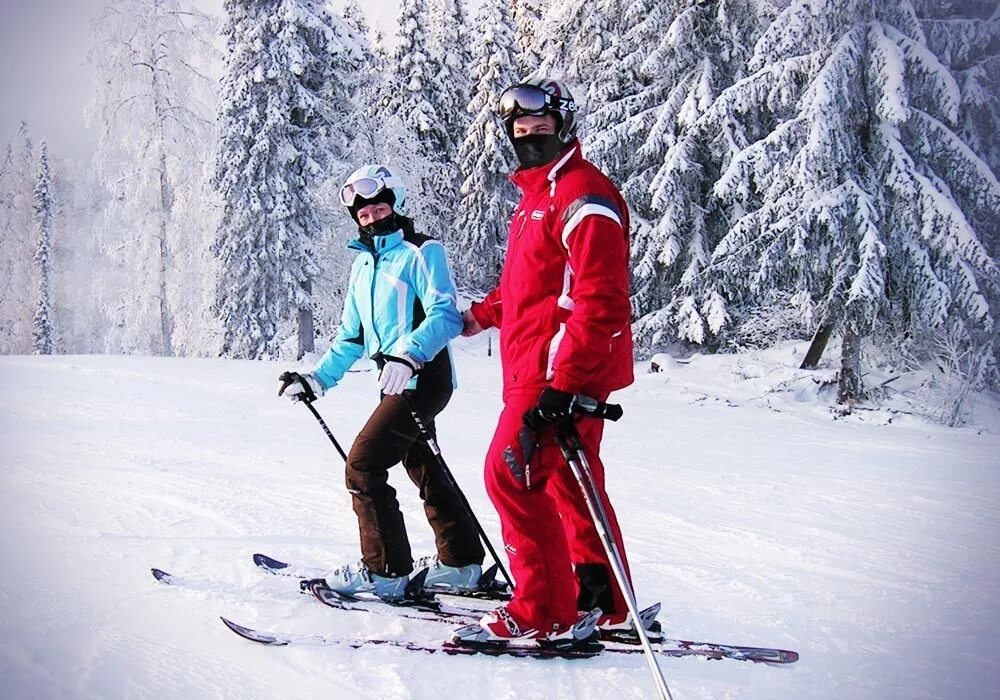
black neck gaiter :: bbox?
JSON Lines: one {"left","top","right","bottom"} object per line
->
{"left": 513, "top": 134, "right": 565, "bottom": 169}
{"left": 359, "top": 213, "right": 404, "bottom": 248}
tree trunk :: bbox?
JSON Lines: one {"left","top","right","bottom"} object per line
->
{"left": 297, "top": 279, "right": 314, "bottom": 359}
{"left": 800, "top": 322, "right": 834, "bottom": 369}
{"left": 151, "top": 37, "right": 174, "bottom": 356}
{"left": 157, "top": 150, "right": 174, "bottom": 356}
{"left": 837, "top": 328, "right": 862, "bottom": 405}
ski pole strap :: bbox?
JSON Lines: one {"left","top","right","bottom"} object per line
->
{"left": 371, "top": 352, "right": 422, "bottom": 375}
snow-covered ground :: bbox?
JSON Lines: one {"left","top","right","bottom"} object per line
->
{"left": 1, "top": 340, "right": 998, "bottom": 700}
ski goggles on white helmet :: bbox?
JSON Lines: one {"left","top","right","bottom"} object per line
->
{"left": 338, "top": 174, "right": 404, "bottom": 208}
{"left": 497, "top": 84, "right": 576, "bottom": 122}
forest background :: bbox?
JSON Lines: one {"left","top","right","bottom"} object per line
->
{"left": 1, "top": 0, "right": 997, "bottom": 424}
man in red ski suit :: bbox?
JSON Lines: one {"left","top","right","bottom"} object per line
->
{"left": 461, "top": 78, "right": 636, "bottom": 642}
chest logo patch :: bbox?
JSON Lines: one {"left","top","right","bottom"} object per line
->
{"left": 531, "top": 209, "right": 545, "bottom": 220}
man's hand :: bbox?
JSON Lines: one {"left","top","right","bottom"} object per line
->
{"left": 530, "top": 387, "right": 576, "bottom": 425}
{"left": 378, "top": 354, "right": 420, "bottom": 395}
{"left": 461, "top": 309, "right": 483, "bottom": 337}
{"left": 278, "top": 371, "right": 325, "bottom": 403}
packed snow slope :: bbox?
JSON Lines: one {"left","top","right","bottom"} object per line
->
{"left": 1, "top": 341, "right": 998, "bottom": 700}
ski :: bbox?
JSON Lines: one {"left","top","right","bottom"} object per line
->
{"left": 220, "top": 616, "right": 603, "bottom": 658}
{"left": 301, "top": 589, "right": 796, "bottom": 662}
{"left": 155, "top": 567, "right": 798, "bottom": 663}
{"left": 254, "top": 552, "right": 513, "bottom": 601}
{"left": 219, "top": 617, "right": 796, "bottom": 663}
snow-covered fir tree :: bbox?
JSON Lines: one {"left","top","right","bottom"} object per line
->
{"left": 49, "top": 159, "right": 108, "bottom": 354}
{"left": 915, "top": 0, "right": 1000, "bottom": 200}
{"left": 374, "top": 0, "right": 455, "bottom": 241}
{"left": 31, "top": 142, "right": 55, "bottom": 355}
{"left": 423, "top": 0, "right": 473, "bottom": 244}
{"left": 427, "top": 0, "right": 472, "bottom": 162}
{"left": 386, "top": 0, "right": 439, "bottom": 149}
{"left": 339, "top": 0, "right": 368, "bottom": 38}
{"left": 0, "top": 121, "right": 36, "bottom": 354}
{"left": 692, "top": 0, "right": 999, "bottom": 395}
{"left": 628, "top": 0, "right": 776, "bottom": 348}
{"left": 580, "top": 0, "right": 668, "bottom": 196}
{"left": 453, "top": 0, "right": 520, "bottom": 293}
{"left": 0, "top": 143, "right": 13, "bottom": 352}
{"left": 212, "top": 0, "right": 360, "bottom": 360}
{"left": 536, "top": 0, "right": 619, "bottom": 87}
{"left": 87, "top": 0, "right": 218, "bottom": 356}
{"left": 512, "top": 0, "right": 545, "bottom": 76}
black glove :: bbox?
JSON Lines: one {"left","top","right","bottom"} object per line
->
{"left": 529, "top": 387, "right": 576, "bottom": 426}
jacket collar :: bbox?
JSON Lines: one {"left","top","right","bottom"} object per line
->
{"left": 510, "top": 139, "right": 582, "bottom": 195}
{"left": 348, "top": 228, "right": 404, "bottom": 255}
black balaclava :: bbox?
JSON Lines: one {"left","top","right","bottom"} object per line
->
{"left": 512, "top": 133, "right": 566, "bottom": 169}
{"left": 350, "top": 189, "right": 403, "bottom": 245}
{"left": 508, "top": 114, "right": 567, "bottom": 169}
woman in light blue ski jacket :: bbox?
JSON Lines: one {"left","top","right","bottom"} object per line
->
{"left": 313, "top": 215, "right": 461, "bottom": 392}
{"left": 278, "top": 164, "right": 485, "bottom": 601}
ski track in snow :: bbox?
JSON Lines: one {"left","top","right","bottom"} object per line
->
{"left": 1, "top": 347, "right": 998, "bottom": 700}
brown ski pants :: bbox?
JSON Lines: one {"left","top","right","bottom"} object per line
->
{"left": 344, "top": 361, "right": 485, "bottom": 577}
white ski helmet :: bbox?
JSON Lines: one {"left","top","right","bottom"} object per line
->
{"left": 497, "top": 77, "right": 579, "bottom": 144}
{"left": 339, "top": 164, "right": 408, "bottom": 219}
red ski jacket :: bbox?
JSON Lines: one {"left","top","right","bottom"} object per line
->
{"left": 470, "top": 141, "right": 635, "bottom": 399}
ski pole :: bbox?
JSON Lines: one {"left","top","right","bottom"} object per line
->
{"left": 301, "top": 398, "right": 348, "bottom": 462}
{"left": 555, "top": 421, "right": 674, "bottom": 700}
{"left": 400, "top": 391, "right": 515, "bottom": 591}
{"left": 278, "top": 371, "right": 349, "bottom": 461}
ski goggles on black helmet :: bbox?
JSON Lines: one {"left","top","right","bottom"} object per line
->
{"left": 497, "top": 84, "right": 576, "bottom": 123}
{"left": 338, "top": 174, "right": 403, "bottom": 208}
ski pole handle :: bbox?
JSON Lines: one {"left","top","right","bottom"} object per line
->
{"left": 574, "top": 395, "right": 623, "bottom": 422}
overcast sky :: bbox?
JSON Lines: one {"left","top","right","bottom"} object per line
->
{"left": 0, "top": 0, "right": 404, "bottom": 163}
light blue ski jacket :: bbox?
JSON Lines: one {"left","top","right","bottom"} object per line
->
{"left": 312, "top": 224, "right": 461, "bottom": 391}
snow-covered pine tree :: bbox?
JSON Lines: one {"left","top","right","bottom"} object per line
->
{"left": 707, "top": 0, "right": 1000, "bottom": 399}
{"left": 388, "top": 0, "right": 439, "bottom": 149}
{"left": 536, "top": 0, "right": 618, "bottom": 87}
{"left": 424, "top": 0, "right": 473, "bottom": 244}
{"left": 340, "top": 0, "right": 368, "bottom": 38}
{"left": 32, "top": 142, "right": 55, "bottom": 356}
{"left": 629, "top": 0, "right": 776, "bottom": 348}
{"left": 427, "top": 0, "right": 472, "bottom": 161}
{"left": 512, "top": 0, "right": 545, "bottom": 77}
{"left": 373, "top": 0, "right": 454, "bottom": 241}
{"left": 49, "top": 159, "right": 108, "bottom": 354}
{"left": 0, "top": 143, "right": 13, "bottom": 351}
{"left": 915, "top": 0, "right": 1000, "bottom": 211}
{"left": 0, "top": 121, "right": 36, "bottom": 354}
{"left": 87, "top": 0, "right": 218, "bottom": 356}
{"left": 338, "top": 0, "right": 381, "bottom": 160}
{"left": 212, "top": 0, "right": 360, "bottom": 360}
{"left": 453, "top": 0, "right": 520, "bottom": 293}
{"left": 583, "top": 0, "right": 670, "bottom": 200}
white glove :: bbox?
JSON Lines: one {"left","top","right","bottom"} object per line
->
{"left": 277, "top": 371, "right": 325, "bottom": 402}
{"left": 378, "top": 354, "right": 420, "bottom": 395}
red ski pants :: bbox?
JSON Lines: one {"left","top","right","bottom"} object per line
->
{"left": 484, "top": 391, "right": 633, "bottom": 633}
